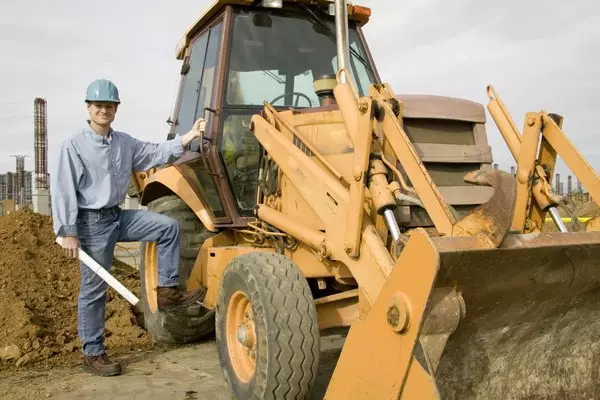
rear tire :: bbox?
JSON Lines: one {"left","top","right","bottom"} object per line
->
{"left": 216, "top": 252, "right": 320, "bottom": 399}
{"left": 139, "top": 195, "right": 216, "bottom": 344}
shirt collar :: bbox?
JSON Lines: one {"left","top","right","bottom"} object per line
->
{"left": 84, "top": 120, "right": 114, "bottom": 142}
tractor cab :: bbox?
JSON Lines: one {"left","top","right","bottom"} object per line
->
{"left": 162, "top": 0, "right": 377, "bottom": 227}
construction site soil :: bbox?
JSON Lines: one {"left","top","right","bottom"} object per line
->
{"left": 0, "top": 208, "right": 152, "bottom": 372}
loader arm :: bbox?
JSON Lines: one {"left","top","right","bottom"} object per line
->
{"left": 487, "top": 85, "right": 600, "bottom": 232}
{"left": 250, "top": 81, "right": 600, "bottom": 399}
{"left": 368, "top": 83, "right": 517, "bottom": 248}
{"left": 336, "top": 79, "right": 517, "bottom": 250}
{"left": 249, "top": 72, "right": 522, "bottom": 397}
{"left": 251, "top": 106, "right": 443, "bottom": 399}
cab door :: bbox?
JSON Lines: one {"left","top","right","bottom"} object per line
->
{"left": 169, "top": 12, "right": 233, "bottom": 224}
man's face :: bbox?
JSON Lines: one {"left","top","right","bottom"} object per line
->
{"left": 87, "top": 102, "right": 117, "bottom": 127}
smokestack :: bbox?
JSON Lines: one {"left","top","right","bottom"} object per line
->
{"left": 14, "top": 155, "right": 26, "bottom": 206}
{"left": 6, "top": 172, "right": 14, "bottom": 200}
{"left": 25, "top": 171, "right": 32, "bottom": 206}
{"left": 567, "top": 175, "right": 572, "bottom": 196}
{"left": 0, "top": 174, "right": 6, "bottom": 201}
{"left": 34, "top": 98, "right": 49, "bottom": 190}
{"left": 556, "top": 173, "right": 561, "bottom": 195}
{"left": 578, "top": 180, "right": 583, "bottom": 194}
{"left": 510, "top": 166, "right": 516, "bottom": 176}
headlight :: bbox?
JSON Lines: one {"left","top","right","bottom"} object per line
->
{"left": 262, "top": 0, "right": 283, "bottom": 8}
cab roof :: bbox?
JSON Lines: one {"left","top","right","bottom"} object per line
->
{"left": 175, "top": 0, "right": 371, "bottom": 59}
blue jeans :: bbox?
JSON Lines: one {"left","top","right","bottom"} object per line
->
{"left": 76, "top": 206, "right": 180, "bottom": 356}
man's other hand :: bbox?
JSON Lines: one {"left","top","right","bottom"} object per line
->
{"left": 192, "top": 118, "right": 207, "bottom": 135}
{"left": 182, "top": 118, "right": 207, "bottom": 148}
{"left": 60, "top": 236, "right": 80, "bottom": 259}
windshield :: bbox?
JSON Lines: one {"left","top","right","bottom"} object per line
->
{"left": 225, "top": 7, "right": 375, "bottom": 108}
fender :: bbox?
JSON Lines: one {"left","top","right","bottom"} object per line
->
{"left": 140, "top": 165, "right": 217, "bottom": 232}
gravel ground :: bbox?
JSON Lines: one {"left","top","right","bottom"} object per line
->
{"left": 0, "top": 332, "right": 347, "bottom": 400}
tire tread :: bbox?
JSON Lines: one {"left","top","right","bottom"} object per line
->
{"left": 216, "top": 252, "right": 320, "bottom": 400}
{"left": 139, "top": 195, "right": 215, "bottom": 344}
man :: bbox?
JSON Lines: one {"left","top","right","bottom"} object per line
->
{"left": 51, "top": 78, "right": 206, "bottom": 377}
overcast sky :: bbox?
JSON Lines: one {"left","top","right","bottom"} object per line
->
{"left": 1, "top": 0, "right": 599, "bottom": 187}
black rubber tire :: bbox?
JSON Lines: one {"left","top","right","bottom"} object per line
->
{"left": 216, "top": 252, "right": 320, "bottom": 400}
{"left": 139, "top": 195, "right": 216, "bottom": 344}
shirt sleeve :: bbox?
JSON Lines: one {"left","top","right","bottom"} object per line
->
{"left": 51, "top": 141, "right": 84, "bottom": 237}
{"left": 130, "top": 135, "right": 185, "bottom": 172}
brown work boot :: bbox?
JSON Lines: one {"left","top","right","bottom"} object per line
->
{"left": 82, "top": 353, "right": 122, "bottom": 376}
{"left": 156, "top": 286, "right": 204, "bottom": 310}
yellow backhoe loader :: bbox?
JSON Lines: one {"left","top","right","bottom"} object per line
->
{"left": 131, "top": 1, "right": 600, "bottom": 398}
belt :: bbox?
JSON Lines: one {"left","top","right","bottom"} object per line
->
{"left": 78, "top": 205, "right": 120, "bottom": 215}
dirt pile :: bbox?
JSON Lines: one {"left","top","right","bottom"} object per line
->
{"left": 0, "top": 208, "right": 152, "bottom": 370}
{"left": 575, "top": 201, "right": 600, "bottom": 217}
{"left": 542, "top": 200, "right": 600, "bottom": 232}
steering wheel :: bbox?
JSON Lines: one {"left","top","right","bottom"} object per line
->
{"left": 269, "top": 92, "right": 312, "bottom": 107}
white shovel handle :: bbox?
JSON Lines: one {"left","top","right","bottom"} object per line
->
{"left": 55, "top": 237, "right": 140, "bottom": 306}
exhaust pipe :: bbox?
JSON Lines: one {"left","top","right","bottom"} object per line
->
{"left": 334, "top": 0, "right": 405, "bottom": 242}
{"left": 334, "top": 0, "right": 350, "bottom": 84}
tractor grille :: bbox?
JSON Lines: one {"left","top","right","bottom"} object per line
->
{"left": 404, "top": 119, "right": 475, "bottom": 145}
{"left": 293, "top": 135, "right": 314, "bottom": 157}
{"left": 425, "top": 163, "right": 481, "bottom": 187}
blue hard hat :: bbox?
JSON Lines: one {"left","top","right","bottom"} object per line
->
{"left": 85, "top": 79, "right": 120, "bottom": 103}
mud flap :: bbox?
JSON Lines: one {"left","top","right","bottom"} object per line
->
{"left": 324, "top": 228, "right": 441, "bottom": 399}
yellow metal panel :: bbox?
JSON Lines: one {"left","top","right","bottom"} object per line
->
{"left": 324, "top": 229, "right": 440, "bottom": 399}
{"left": 142, "top": 166, "right": 217, "bottom": 232}
{"left": 280, "top": 175, "right": 325, "bottom": 232}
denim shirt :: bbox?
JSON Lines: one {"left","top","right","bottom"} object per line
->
{"left": 51, "top": 122, "right": 184, "bottom": 237}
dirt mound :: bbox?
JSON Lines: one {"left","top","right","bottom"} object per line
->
{"left": 543, "top": 200, "right": 600, "bottom": 232}
{"left": 575, "top": 201, "right": 600, "bottom": 217}
{"left": 0, "top": 208, "right": 152, "bottom": 371}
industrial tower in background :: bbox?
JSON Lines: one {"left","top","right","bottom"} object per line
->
{"left": 12, "top": 155, "right": 28, "bottom": 206}
{"left": 33, "top": 97, "right": 50, "bottom": 215}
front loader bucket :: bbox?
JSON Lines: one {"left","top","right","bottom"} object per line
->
{"left": 324, "top": 228, "right": 600, "bottom": 399}
{"left": 432, "top": 231, "right": 600, "bottom": 399}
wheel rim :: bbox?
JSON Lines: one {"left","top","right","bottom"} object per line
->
{"left": 226, "top": 290, "right": 257, "bottom": 383}
{"left": 144, "top": 242, "right": 159, "bottom": 313}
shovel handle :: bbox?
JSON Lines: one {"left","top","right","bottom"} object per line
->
{"left": 55, "top": 237, "right": 140, "bottom": 306}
